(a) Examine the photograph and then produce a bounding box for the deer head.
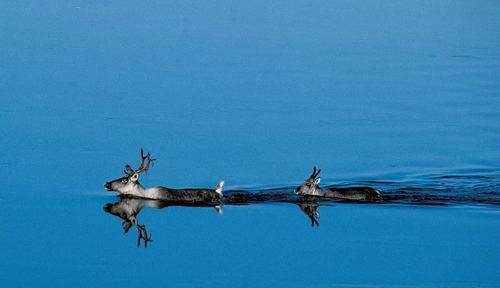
[104,149,155,195]
[294,166,322,196]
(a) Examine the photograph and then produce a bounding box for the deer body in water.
[104,149,224,203]
[294,167,382,201]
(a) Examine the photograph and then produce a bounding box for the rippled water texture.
[1,1,499,287]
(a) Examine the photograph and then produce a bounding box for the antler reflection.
[297,200,321,227]
[104,197,165,248]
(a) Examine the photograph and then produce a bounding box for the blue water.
[1,1,499,287]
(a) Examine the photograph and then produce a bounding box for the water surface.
[0,1,499,287]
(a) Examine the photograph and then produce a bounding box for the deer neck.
[127,182,162,199]
[312,186,326,196]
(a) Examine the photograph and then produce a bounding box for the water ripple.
[224,174,500,205]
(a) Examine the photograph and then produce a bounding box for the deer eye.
[121,179,128,184]
[306,183,311,187]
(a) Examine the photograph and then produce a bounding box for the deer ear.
[314,177,321,185]
[130,173,139,182]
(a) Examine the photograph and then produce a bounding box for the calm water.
[1,1,499,287]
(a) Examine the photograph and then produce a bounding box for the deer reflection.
[104,197,224,247]
[296,197,323,227]
[104,197,159,247]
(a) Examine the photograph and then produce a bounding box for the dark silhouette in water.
[104,149,224,202]
[294,167,382,201]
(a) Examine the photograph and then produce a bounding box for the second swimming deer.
[294,167,382,201]
[104,149,224,203]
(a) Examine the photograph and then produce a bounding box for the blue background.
[1,1,499,287]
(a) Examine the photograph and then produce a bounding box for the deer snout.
[104,182,112,191]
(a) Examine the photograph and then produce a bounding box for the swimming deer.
[104,149,224,203]
[294,167,382,201]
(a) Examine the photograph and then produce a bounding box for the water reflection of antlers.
[298,202,320,227]
[136,224,153,247]
[122,216,153,248]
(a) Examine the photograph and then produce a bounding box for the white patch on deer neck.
[119,182,146,197]
[310,187,324,196]
[140,187,164,199]
[120,183,164,200]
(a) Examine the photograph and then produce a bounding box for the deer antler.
[310,166,321,179]
[123,165,135,176]
[124,149,155,176]
[315,168,321,178]
[310,166,316,179]
[135,149,155,174]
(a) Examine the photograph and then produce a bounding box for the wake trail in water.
[223,173,500,205]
